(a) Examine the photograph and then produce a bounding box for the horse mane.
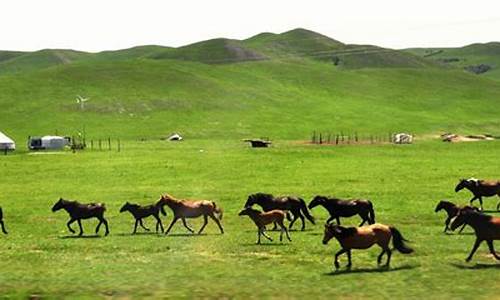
[252,193,274,201]
[328,224,357,239]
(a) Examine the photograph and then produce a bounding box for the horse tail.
[390,227,413,254]
[213,202,223,220]
[299,198,315,224]
[368,201,376,224]
[286,211,292,222]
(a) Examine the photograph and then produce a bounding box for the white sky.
[1,0,499,52]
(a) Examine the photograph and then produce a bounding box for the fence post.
[108,137,111,151]
[118,139,121,152]
[99,139,102,150]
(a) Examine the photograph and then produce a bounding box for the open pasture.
[0,139,499,299]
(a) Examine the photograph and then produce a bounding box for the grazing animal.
[322,223,413,270]
[51,198,109,236]
[450,209,500,262]
[0,207,7,234]
[309,196,375,226]
[434,200,478,233]
[159,194,224,235]
[238,207,292,244]
[120,201,168,234]
[244,193,315,231]
[455,178,500,211]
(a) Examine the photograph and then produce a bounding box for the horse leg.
[346,250,352,269]
[208,213,224,234]
[256,228,261,244]
[326,216,335,224]
[278,220,291,242]
[334,248,347,270]
[272,222,278,231]
[377,249,386,265]
[458,223,467,234]
[469,196,478,207]
[466,238,482,262]
[165,217,178,235]
[486,240,500,260]
[96,216,109,236]
[0,220,6,234]
[261,228,273,241]
[359,215,367,227]
[336,217,341,225]
[139,219,150,231]
[288,213,298,230]
[297,210,306,231]
[77,219,84,236]
[182,218,195,233]
[67,218,76,234]
[385,248,392,267]
[444,216,451,233]
[153,214,164,233]
[133,219,138,234]
[198,215,208,234]
[478,197,484,211]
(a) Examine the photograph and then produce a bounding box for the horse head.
[244,193,272,208]
[119,202,130,213]
[322,223,340,245]
[434,200,452,213]
[238,207,260,216]
[309,195,327,209]
[51,198,65,212]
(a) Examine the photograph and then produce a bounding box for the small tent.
[29,136,69,150]
[0,131,15,151]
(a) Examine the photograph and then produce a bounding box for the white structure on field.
[0,131,15,150]
[29,136,69,150]
[393,133,413,144]
[76,95,90,110]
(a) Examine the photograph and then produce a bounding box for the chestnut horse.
[238,207,291,244]
[309,196,375,226]
[159,194,224,235]
[434,200,478,233]
[455,178,500,211]
[52,198,109,236]
[120,200,167,234]
[450,209,500,262]
[322,223,413,270]
[0,207,7,234]
[244,193,315,231]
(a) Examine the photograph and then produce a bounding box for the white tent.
[0,131,15,150]
[29,136,69,150]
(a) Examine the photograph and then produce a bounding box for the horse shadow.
[59,234,103,239]
[240,242,290,247]
[450,262,500,270]
[115,232,159,237]
[324,264,416,276]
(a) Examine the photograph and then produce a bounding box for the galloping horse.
[455,178,500,211]
[434,200,478,233]
[309,196,375,226]
[120,200,168,234]
[238,207,291,244]
[450,209,500,262]
[322,223,413,270]
[52,198,109,236]
[159,194,224,235]
[0,207,7,234]
[244,193,315,231]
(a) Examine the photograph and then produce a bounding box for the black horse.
[120,201,167,234]
[308,196,375,226]
[0,207,7,234]
[434,200,478,233]
[244,193,315,231]
[52,198,109,236]
[455,178,500,211]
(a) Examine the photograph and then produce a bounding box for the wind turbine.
[76,95,90,110]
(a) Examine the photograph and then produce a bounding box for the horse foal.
[239,207,292,244]
[434,200,478,233]
[0,207,7,234]
[120,201,167,234]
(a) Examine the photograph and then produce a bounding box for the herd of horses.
[1,178,499,270]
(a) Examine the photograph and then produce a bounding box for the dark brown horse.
[120,200,167,234]
[455,178,500,211]
[309,196,375,226]
[238,207,291,244]
[159,194,224,235]
[434,200,478,233]
[322,223,413,270]
[0,207,7,234]
[52,198,109,236]
[450,209,500,262]
[244,193,315,231]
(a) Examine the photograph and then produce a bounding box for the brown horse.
[120,200,167,234]
[159,194,224,235]
[0,207,7,234]
[238,207,292,244]
[455,178,500,211]
[450,209,500,262]
[309,196,375,226]
[322,223,413,270]
[244,193,315,231]
[434,200,478,233]
[52,198,109,236]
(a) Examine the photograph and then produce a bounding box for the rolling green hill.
[0,29,499,146]
[405,42,500,80]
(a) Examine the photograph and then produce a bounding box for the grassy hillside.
[405,42,500,80]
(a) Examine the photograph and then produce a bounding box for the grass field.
[1,139,499,299]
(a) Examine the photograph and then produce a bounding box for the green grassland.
[0,28,500,298]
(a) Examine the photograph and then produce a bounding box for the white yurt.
[0,131,15,151]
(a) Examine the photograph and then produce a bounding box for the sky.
[2,0,499,52]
